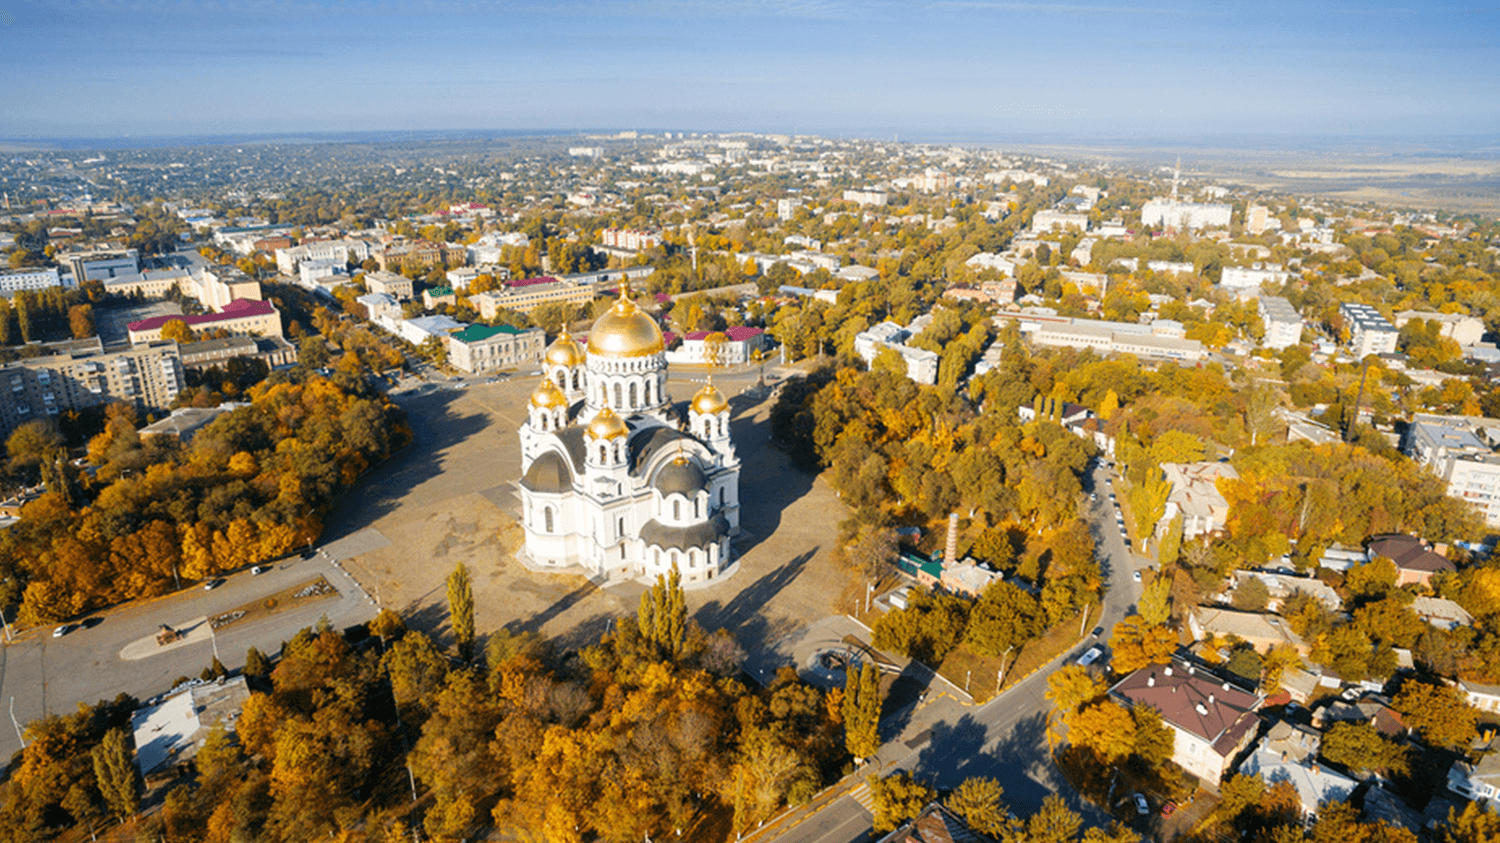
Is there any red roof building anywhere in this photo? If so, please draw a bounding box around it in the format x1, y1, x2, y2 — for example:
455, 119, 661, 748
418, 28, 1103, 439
127, 299, 283, 344
1110, 660, 1263, 785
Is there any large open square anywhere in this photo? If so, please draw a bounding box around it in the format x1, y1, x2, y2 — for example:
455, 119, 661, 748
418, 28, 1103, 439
325, 367, 855, 655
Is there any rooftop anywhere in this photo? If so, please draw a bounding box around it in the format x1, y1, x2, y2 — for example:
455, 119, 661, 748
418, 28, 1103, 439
127, 298, 276, 332
1111, 660, 1262, 754
450, 324, 524, 343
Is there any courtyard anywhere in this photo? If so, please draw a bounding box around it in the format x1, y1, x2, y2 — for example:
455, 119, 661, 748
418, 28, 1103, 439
325, 367, 854, 656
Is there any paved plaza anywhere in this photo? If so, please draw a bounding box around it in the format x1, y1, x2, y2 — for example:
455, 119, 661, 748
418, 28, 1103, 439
326, 367, 854, 654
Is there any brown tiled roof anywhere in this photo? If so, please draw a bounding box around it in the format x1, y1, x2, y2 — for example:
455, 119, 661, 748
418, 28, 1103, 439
879, 804, 986, 843
1366, 534, 1455, 574
1110, 661, 1262, 756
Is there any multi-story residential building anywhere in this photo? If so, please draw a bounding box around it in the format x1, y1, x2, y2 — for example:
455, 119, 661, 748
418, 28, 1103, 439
1340, 302, 1399, 357
1259, 296, 1304, 350
0, 338, 183, 435
842, 188, 888, 206
1110, 660, 1262, 784
0, 266, 62, 293
598, 228, 661, 251
1393, 310, 1486, 347
446, 324, 545, 374
853, 322, 938, 385
274, 238, 371, 275
364, 270, 414, 302
1031, 210, 1089, 232
1141, 199, 1232, 230
127, 299, 282, 344
1246, 204, 1273, 235
376, 240, 459, 274
1220, 264, 1290, 290
1404, 415, 1500, 529
178, 336, 298, 370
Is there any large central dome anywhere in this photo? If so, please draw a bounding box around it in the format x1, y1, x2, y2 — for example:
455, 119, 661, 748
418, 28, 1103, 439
587, 290, 665, 358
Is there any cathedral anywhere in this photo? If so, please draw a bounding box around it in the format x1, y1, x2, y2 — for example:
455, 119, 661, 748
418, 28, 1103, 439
517, 288, 741, 585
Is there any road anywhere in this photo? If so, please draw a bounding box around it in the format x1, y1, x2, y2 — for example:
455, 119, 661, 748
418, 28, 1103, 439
0, 552, 375, 766
765, 462, 1146, 843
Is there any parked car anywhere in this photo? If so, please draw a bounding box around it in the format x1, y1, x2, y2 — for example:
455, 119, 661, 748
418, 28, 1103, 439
52, 624, 75, 638
1077, 646, 1104, 667
1090, 626, 1104, 638
1132, 570, 1142, 583
251, 565, 269, 575
1132, 794, 1149, 816
203, 578, 224, 591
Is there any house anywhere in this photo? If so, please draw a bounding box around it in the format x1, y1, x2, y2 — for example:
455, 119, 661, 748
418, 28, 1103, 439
423, 286, 457, 309
446, 324, 545, 375
1457, 680, 1500, 715
940, 561, 1003, 599
1110, 660, 1263, 784
874, 802, 986, 843
364, 270, 414, 301
1158, 462, 1238, 539
1365, 534, 1456, 587
1238, 720, 1355, 817
1223, 570, 1342, 613
1313, 697, 1405, 737
131, 677, 251, 776
1448, 749, 1500, 804
1279, 667, 1321, 705
1189, 607, 1309, 655
1410, 596, 1474, 631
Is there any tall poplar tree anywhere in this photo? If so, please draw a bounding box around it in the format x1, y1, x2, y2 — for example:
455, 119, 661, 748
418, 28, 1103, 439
447, 562, 475, 662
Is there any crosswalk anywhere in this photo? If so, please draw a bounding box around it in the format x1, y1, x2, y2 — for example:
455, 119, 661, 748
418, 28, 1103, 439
848, 782, 874, 814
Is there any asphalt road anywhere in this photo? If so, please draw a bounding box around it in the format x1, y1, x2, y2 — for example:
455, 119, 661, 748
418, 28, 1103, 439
0, 553, 375, 766
765, 462, 1146, 843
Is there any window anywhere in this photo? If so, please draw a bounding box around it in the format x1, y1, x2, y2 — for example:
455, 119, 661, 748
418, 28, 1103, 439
543, 507, 554, 533
694, 498, 701, 519
673, 500, 681, 521
613, 382, 622, 407
629, 382, 638, 408
618, 517, 624, 537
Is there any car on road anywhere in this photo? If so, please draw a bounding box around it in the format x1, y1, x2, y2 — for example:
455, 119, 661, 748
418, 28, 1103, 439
1132, 570, 1142, 583
1090, 626, 1104, 638
251, 565, 269, 575
1133, 794, 1149, 815
203, 578, 225, 591
1077, 646, 1104, 666
52, 624, 76, 638
1090, 493, 1098, 502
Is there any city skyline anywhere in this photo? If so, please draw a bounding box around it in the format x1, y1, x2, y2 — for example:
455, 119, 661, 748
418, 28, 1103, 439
1, 0, 1497, 141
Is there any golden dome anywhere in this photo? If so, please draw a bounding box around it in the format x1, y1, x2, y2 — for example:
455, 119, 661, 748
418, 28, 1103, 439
529, 378, 568, 410
545, 329, 584, 368
586, 289, 664, 358
690, 378, 728, 415
586, 406, 629, 441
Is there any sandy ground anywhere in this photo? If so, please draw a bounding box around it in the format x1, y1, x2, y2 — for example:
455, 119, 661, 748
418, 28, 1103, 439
326, 369, 855, 656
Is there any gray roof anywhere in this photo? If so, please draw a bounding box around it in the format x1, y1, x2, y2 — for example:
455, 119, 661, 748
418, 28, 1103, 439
639, 514, 730, 551
628, 424, 698, 473
521, 451, 573, 494
653, 458, 708, 497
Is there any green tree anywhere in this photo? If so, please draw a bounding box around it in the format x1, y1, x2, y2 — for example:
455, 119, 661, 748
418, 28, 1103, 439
844, 660, 881, 760
1232, 577, 1270, 612
447, 562, 475, 662
1321, 721, 1409, 776
91, 727, 139, 821
1138, 575, 1173, 627
637, 563, 687, 660
244, 646, 272, 680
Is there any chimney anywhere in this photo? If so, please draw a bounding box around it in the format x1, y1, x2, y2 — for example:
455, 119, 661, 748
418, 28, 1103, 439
1311, 763, 1319, 776
945, 512, 960, 567
1281, 750, 1288, 763
1434, 542, 1450, 558
1209, 693, 1215, 706
1165, 666, 1174, 676
1148, 675, 1156, 687
1188, 665, 1196, 675
1195, 703, 1209, 715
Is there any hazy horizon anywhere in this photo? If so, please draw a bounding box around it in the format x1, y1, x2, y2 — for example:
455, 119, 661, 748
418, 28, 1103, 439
1, 0, 1496, 142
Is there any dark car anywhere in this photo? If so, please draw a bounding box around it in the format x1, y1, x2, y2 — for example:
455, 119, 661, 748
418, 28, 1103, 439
1090, 626, 1104, 638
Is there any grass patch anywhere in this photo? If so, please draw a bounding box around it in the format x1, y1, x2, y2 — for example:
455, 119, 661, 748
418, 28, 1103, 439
936, 609, 1094, 703
207, 576, 340, 632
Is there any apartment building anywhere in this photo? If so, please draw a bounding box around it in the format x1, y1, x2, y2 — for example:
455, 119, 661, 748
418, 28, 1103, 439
127, 299, 282, 344
0, 266, 63, 293
1141, 200, 1232, 231
1339, 302, 1399, 357
470, 276, 596, 318
0, 338, 183, 435
364, 270, 414, 302
1404, 415, 1500, 530
1259, 296, 1304, 350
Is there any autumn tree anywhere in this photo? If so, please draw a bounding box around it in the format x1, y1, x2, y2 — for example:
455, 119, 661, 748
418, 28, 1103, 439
966, 580, 1042, 658
447, 562, 475, 662
1321, 721, 1410, 776
638, 563, 687, 660
946, 777, 1013, 838
869, 771, 935, 833
843, 660, 881, 760
1393, 680, 1478, 750
1110, 615, 1176, 674
1068, 700, 1136, 764
159, 318, 197, 343
91, 727, 139, 821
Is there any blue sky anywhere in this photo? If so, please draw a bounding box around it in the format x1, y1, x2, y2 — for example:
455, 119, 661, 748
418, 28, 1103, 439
0, 0, 1496, 140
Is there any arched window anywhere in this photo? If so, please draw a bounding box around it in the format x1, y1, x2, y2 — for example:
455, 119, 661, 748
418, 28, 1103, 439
673, 500, 681, 521
688, 549, 697, 568
598, 443, 608, 463
543, 507, 554, 533
618, 517, 624, 537
646, 379, 655, 404
613, 382, 622, 408
628, 381, 638, 408
554, 372, 566, 391
705, 418, 715, 438
694, 498, 701, 519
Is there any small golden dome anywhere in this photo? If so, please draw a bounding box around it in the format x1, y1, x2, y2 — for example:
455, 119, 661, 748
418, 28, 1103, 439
690, 378, 728, 415
529, 378, 568, 409
545, 329, 584, 368
586, 406, 629, 441
586, 288, 664, 358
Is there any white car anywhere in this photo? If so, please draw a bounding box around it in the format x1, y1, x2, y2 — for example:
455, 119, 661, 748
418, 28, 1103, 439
1132, 570, 1143, 583
1077, 646, 1104, 666
1133, 794, 1149, 815
52, 624, 75, 638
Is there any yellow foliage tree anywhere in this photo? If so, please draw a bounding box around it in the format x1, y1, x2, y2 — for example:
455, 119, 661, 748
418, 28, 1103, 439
1111, 615, 1177, 674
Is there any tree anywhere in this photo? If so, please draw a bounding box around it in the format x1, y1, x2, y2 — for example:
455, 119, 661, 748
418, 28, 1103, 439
68, 304, 94, 340
844, 661, 881, 760
637, 563, 687, 660
946, 777, 1012, 838
447, 562, 475, 662
1138, 576, 1173, 627
159, 318, 196, 343
91, 727, 139, 821
1157, 514, 1183, 567
1131, 704, 1174, 768
1110, 616, 1177, 674
966, 581, 1042, 658
869, 771, 935, 833
1393, 680, 1478, 750
1231, 577, 1270, 612
1446, 801, 1500, 843
702, 332, 729, 368
244, 646, 272, 680
1321, 721, 1409, 776
1068, 701, 1136, 764
1026, 795, 1083, 843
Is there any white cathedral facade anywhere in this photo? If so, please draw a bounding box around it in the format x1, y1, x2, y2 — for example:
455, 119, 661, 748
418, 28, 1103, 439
517, 290, 741, 584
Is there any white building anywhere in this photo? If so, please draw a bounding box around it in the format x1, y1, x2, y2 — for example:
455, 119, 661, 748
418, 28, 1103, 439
0, 266, 62, 293
1259, 296, 1304, 350
1158, 461, 1238, 539
517, 295, 741, 585
1110, 661, 1263, 785
1404, 416, 1500, 529
399, 314, 467, 347
1031, 210, 1089, 233
853, 321, 939, 385
965, 252, 1016, 276
1394, 310, 1486, 347
1141, 199, 1232, 230
299, 258, 347, 289
1340, 302, 1399, 357
842, 188, 888, 207
1220, 265, 1291, 290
